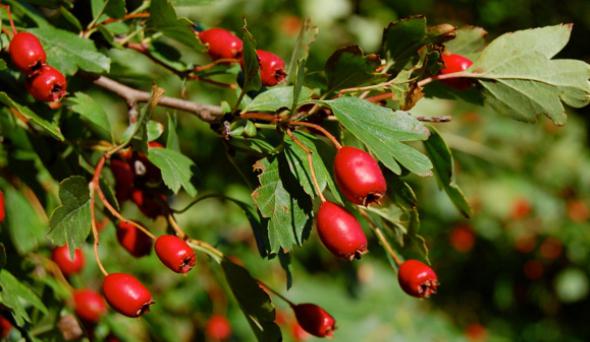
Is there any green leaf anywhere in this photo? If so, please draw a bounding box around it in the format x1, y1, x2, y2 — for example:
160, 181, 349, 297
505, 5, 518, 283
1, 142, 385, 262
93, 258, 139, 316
243, 86, 314, 112
222, 259, 281, 341
0, 270, 48, 326
67, 92, 112, 139
4, 185, 47, 254
445, 26, 487, 60
147, 120, 164, 142
325, 45, 380, 92
104, 0, 126, 19
0, 59, 6, 70
240, 22, 261, 93
147, 0, 200, 49
58, 7, 82, 31
325, 97, 432, 176
287, 19, 318, 84
29, 27, 110, 75
423, 127, 472, 217
0, 92, 64, 141
48, 176, 91, 250
471, 24, 590, 124
166, 114, 180, 152
251, 156, 313, 253
381, 17, 428, 72
147, 147, 197, 196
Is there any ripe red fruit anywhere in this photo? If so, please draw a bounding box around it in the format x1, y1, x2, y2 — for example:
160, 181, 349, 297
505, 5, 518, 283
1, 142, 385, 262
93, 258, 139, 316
316, 201, 368, 260
199, 28, 243, 60
205, 314, 232, 341
0, 191, 5, 223
155, 235, 196, 273
293, 303, 336, 338
256, 50, 286, 87
9, 32, 46, 74
0, 315, 12, 338
110, 159, 135, 202
52, 245, 85, 276
131, 189, 168, 219
510, 198, 532, 220
439, 53, 474, 90
449, 225, 475, 253
291, 321, 310, 341
102, 273, 153, 317
25, 65, 67, 102
397, 260, 439, 298
72, 289, 107, 323
116, 221, 153, 258
333, 146, 387, 205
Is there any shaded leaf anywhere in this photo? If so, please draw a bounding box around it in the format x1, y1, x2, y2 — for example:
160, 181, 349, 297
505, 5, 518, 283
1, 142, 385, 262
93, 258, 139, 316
4, 185, 46, 254
445, 26, 487, 60
104, 0, 126, 19
241, 22, 261, 93
147, 147, 197, 196
147, 0, 200, 48
325, 46, 380, 92
67, 92, 112, 139
244, 86, 314, 112
166, 114, 180, 152
381, 17, 428, 73
0, 92, 64, 141
48, 176, 91, 250
287, 19, 318, 84
0, 270, 48, 326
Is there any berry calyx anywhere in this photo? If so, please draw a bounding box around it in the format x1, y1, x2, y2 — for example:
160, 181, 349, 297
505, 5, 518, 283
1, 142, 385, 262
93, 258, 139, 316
397, 259, 439, 298
9, 32, 46, 74
316, 201, 368, 260
205, 314, 232, 341
52, 245, 85, 276
102, 273, 153, 317
116, 221, 153, 258
72, 289, 107, 323
292, 303, 336, 338
198, 28, 243, 60
256, 50, 286, 87
439, 53, 474, 90
333, 146, 387, 206
154, 235, 196, 273
25, 65, 67, 102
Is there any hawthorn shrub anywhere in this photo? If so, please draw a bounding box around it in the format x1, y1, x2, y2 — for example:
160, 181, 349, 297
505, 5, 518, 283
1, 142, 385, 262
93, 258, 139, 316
0, 0, 589, 341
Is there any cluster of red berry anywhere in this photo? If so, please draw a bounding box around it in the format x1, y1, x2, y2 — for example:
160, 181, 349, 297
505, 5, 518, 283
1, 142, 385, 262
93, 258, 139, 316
8, 31, 67, 106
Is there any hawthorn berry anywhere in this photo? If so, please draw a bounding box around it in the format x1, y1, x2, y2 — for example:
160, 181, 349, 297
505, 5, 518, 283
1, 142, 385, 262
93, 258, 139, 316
0, 191, 5, 223
439, 53, 474, 90
116, 221, 153, 258
25, 65, 67, 102
52, 245, 85, 276
72, 289, 107, 323
102, 273, 153, 317
154, 235, 196, 273
316, 201, 368, 260
397, 259, 439, 298
334, 146, 387, 205
9, 32, 46, 74
0, 315, 12, 338
199, 28, 243, 60
110, 158, 135, 202
205, 314, 232, 341
131, 188, 168, 219
293, 303, 336, 338
291, 321, 310, 341
256, 50, 287, 87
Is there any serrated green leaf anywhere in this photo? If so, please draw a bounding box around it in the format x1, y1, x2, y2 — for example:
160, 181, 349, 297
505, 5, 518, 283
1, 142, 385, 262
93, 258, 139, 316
4, 185, 46, 254
243, 86, 314, 112
0, 92, 64, 141
67, 92, 112, 139
325, 45, 379, 92
48, 176, 91, 249
326, 97, 432, 176
222, 259, 281, 341
104, 0, 126, 19
147, 147, 197, 196
423, 127, 472, 217
166, 114, 180, 152
59, 6, 82, 31
287, 19, 318, 84
0, 270, 48, 326
444, 26, 487, 60
29, 27, 110, 75
381, 17, 428, 73
241, 22, 261, 93
147, 0, 200, 48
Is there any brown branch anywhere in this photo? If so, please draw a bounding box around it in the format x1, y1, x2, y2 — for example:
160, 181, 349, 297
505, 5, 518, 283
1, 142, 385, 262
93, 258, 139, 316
415, 115, 452, 123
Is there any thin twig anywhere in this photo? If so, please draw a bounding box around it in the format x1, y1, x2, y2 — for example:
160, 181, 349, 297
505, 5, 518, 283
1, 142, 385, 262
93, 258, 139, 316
285, 129, 326, 202
97, 187, 156, 240
415, 115, 452, 123
89, 156, 109, 276
289, 121, 342, 149
357, 208, 402, 266
187, 239, 224, 263
258, 280, 296, 307
167, 214, 187, 239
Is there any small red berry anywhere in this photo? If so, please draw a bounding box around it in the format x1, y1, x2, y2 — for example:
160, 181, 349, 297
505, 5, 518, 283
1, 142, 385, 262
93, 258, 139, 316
155, 235, 196, 273
25, 65, 67, 102
72, 289, 107, 323
0, 191, 5, 223
102, 273, 153, 317
9, 32, 46, 74
510, 198, 532, 220
291, 321, 310, 341
334, 146, 387, 205
205, 314, 232, 341
293, 303, 336, 338
397, 260, 439, 298
131, 189, 168, 219
439, 53, 474, 90
0, 315, 12, 338
116, 221, 153, 258
316, 201, 368, 260
449, 225, 475, 253
110, 159, 135, 202
52, 245, 85, 276
256, 50, 286, 87
199, 28, 243, 60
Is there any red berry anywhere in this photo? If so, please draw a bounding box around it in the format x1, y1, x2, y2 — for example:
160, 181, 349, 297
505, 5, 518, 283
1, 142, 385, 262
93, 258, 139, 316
256, 50, 286, 87
449, 225, 475, 253
199, 28, 243, 60
510, 198, 532, 220
334, 146, 387, 205
439, 53, 473, 90
316, 201, 368, 260
116, 221, 153, 258
131, 189, 168, 219
0, 315, 12, 338
72, 289, 107, 323
291, 321, 310, 341
293, 303, 336, 338
25, 65, 67, 102
102, 273, 153, 317
52, 245, 85, 276
0, 191, 5, 223
9, 32, 46, 74
110, 159, 135, 202
155, 235, 196, 273
205, 314, 232, 341
397, 260, 439, 298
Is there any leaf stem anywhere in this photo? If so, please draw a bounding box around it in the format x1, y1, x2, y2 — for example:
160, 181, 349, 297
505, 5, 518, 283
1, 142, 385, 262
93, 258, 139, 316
167, 214, 187, 239
289, 121, 342, 149
0, 4, 17, 35
357, 208, 402, 266
286, 129, 326, 202
257, 280, 296, 307
187, 238, 224, 263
